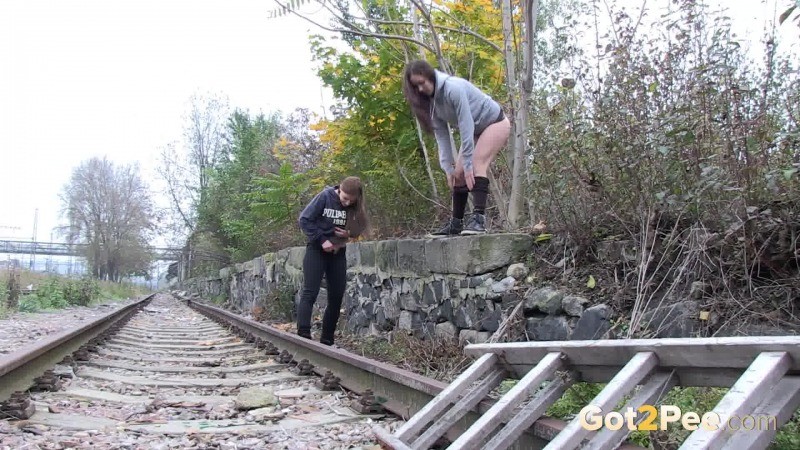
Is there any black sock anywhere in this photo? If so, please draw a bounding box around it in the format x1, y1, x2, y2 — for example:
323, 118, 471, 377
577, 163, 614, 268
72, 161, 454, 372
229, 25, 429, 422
453, 184, 469, 220
471, 177, 490, 215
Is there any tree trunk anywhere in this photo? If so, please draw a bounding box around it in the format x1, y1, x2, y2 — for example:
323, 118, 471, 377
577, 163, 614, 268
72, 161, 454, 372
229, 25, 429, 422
501, 0, 522, 229
410, 2, 440, 204
504, 0, 539, 230
522, 0, 541, 225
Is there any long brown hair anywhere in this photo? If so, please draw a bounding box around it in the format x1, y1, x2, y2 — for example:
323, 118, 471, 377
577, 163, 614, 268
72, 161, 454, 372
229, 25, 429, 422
340, 176, 370, 239
403, 59, 437, 134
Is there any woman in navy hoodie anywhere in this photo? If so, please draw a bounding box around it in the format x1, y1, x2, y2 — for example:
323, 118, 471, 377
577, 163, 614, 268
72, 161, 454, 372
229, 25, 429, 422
403, 59, 511, 236
296, 176, 369, 345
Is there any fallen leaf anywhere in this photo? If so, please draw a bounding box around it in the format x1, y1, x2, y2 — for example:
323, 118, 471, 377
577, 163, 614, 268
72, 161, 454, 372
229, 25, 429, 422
699, 311, 710, 321
274, 323, 293, 331
587, 275, 596, 289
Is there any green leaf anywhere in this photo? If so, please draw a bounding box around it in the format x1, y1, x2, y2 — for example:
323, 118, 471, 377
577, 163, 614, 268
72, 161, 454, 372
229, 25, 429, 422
534, 233, 553, 243
783, 168, 798, 181
587, 275, 596, 289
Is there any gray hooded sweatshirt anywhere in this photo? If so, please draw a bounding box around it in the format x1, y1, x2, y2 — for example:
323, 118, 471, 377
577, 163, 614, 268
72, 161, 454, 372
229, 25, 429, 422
431, 69, 503, 175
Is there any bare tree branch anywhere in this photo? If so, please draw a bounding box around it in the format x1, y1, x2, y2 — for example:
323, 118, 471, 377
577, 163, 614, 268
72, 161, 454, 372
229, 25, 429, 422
398, 165, 447, 210
407, 0, 450, 71
271, 0, 436, 53
321, 12, 503, 53
157, 146, 195, 232
426, 4, 504, 53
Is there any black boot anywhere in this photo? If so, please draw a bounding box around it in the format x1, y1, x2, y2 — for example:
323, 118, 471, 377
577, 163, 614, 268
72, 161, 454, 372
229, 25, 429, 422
297, 329, 312, 340
427, 217, 463, 238
461, 213, 487, 235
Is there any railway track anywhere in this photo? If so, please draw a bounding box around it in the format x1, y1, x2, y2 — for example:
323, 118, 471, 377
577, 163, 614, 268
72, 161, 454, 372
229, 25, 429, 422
1, 292, 644, 450
0, 293, 392, 449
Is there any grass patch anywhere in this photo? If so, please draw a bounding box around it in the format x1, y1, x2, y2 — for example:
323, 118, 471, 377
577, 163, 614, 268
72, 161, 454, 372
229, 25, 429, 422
352, 335, 408, 363
252, 282, 296, 324
546, 382, 605, 420
98, 279, 149, 300
3, 269, 150, 314
339, 332, 471, 382
210, 294, 227, 305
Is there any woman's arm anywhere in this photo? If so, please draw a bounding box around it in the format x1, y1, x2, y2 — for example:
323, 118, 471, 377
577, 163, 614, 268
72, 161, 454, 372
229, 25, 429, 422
449, 87, 476, 173
433, 115, 456, 175
298, 191, 328, 245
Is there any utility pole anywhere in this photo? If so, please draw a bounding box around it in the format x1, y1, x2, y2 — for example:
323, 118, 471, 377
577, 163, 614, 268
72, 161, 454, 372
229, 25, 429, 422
30, 209, 38, 271
47, 230, 54, 272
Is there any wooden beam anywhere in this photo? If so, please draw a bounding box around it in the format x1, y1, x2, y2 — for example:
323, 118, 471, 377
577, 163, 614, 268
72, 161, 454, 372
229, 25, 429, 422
446, 352, 565, 450
372, 425, 414, 450
719, 376, 800, 450
502, 364, 750, 387
464, 336, 800, 372
395, 352, 498, 441
412, 368, 506, 449
584, 371, 678, 450
679, 352, 791, 449
483, 370, 577, 450
543, 352, 659, 450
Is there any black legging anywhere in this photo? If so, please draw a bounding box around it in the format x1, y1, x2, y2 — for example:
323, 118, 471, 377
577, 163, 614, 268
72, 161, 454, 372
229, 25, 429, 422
296, 243, 347, 344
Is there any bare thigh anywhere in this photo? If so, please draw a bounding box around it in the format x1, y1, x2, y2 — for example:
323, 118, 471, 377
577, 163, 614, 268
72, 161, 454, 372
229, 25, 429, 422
472, 118, 511, 177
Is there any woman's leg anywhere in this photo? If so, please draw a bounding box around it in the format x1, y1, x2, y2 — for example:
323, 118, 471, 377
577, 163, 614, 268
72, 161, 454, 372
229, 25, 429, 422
296, 244, 324, 338
473, 117, 511, 177
429, 164, 468, 237
320, 250, 347, 345
430, 119, 509, 237
451, 162, 470, 222
462, 117, 511, 234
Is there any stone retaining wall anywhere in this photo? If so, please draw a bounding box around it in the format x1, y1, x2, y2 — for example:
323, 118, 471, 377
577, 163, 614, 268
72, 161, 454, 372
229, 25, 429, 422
184, 232, 791, 343
178, 234, 625, 344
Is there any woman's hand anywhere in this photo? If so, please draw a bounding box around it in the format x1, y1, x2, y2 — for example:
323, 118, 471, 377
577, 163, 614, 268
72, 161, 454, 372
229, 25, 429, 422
451, 165, 475, 190
334, 227, 349, 238
322, 240, 335, 252
464, 168, 475, 190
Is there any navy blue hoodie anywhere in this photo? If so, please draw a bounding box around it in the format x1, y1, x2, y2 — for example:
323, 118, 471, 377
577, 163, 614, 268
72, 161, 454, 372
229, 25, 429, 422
298, 186, 348, 247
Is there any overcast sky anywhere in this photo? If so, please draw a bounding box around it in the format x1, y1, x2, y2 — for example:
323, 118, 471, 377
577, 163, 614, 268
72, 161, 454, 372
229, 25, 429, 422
0, 0, 337, 243
1, 0, 797, 244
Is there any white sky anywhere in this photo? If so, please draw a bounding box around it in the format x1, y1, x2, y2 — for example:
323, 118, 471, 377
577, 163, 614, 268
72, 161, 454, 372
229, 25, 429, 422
0, 0, 797, 245
0, 0, 337, 243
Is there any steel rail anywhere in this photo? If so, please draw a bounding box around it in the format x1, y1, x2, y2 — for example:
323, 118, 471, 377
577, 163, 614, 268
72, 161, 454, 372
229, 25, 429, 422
187, 299, 645, 450
0, 294, 153, 402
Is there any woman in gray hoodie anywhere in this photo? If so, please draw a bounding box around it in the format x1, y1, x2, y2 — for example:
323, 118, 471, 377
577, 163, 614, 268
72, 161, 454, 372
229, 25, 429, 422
403, 59, 511, 236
